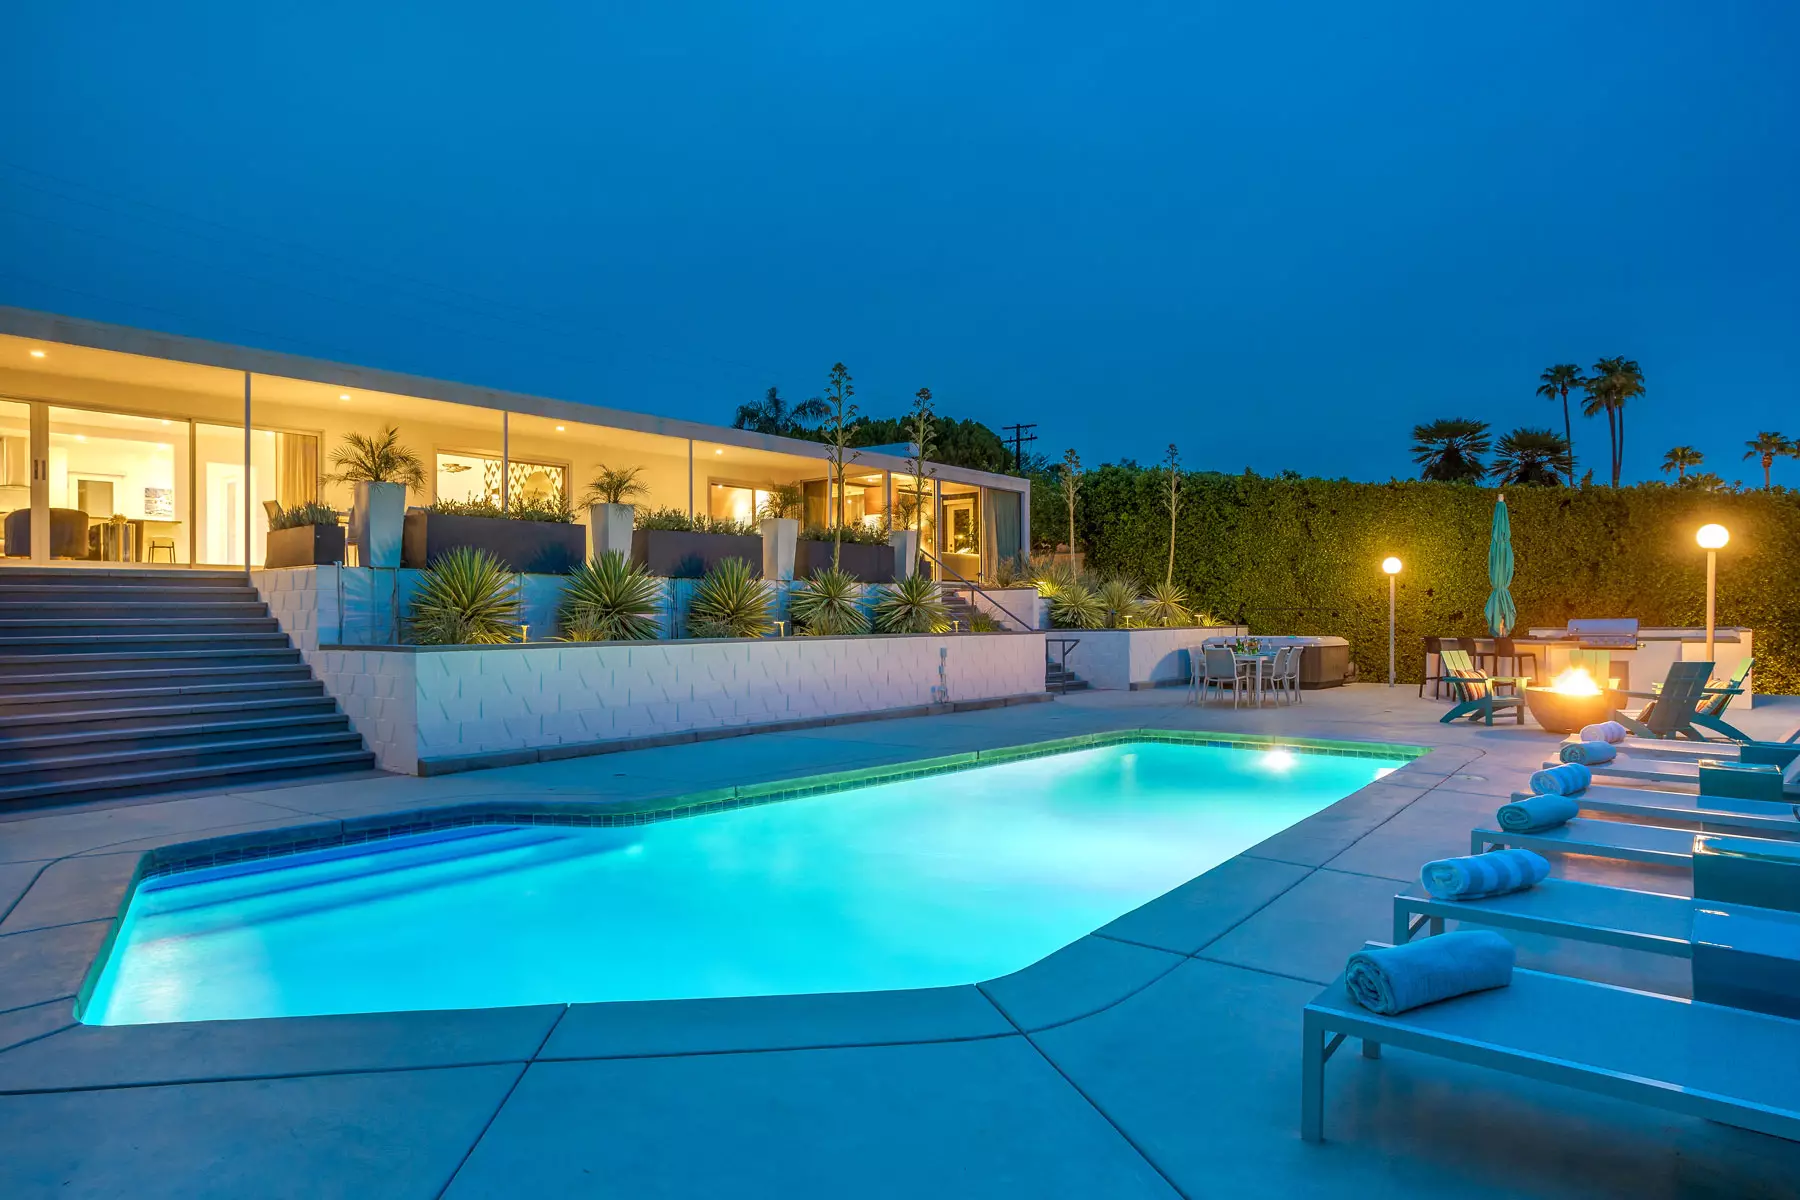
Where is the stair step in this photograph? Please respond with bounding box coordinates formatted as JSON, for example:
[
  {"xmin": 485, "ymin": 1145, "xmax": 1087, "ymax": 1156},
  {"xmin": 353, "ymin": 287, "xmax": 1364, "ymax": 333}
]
[
  {"xmin": 0, "ymin": 585, "xmax": 260, "ymax": 604},
  {"xmin": 0, "ymin": 600, "xmax": 271, "ymax": 618},
  {"xmin": 0, "ymin": 632, "xmax": 290, "ymax": 654},
  {"xmin": 0, "ymin": 617, "xmax": 279, "ymax": 634},
  {"xmin": 0, "ymin": 648, "xmax": 302, "ymax": 675},
  {"xmin": 0, "ymin": 748, "xmax": 378, "ymax": 806},
  {"xmin": 0, "ymin": 711, "xmax": 351, "ymax": 758},
  {"xmin": 0, "ymin": 669, "xmax": 319, "ymax": 705},
  {"xmin": 0, "ymin": 567, "xmax": 247, "ymax": 581},
  {"xmin": 0, "ymin": 729, "xmax": 366, "ymax": 782},
  {"xmin": 0, "ymin": 693, "xmax": 339, "ymax": 735}
]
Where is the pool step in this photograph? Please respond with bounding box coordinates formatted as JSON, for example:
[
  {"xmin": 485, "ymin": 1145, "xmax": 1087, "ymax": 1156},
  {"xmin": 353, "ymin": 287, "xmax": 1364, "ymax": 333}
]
[{"xmin": 0, "ymin": 567, "xmax": 375, "ymax": 808}]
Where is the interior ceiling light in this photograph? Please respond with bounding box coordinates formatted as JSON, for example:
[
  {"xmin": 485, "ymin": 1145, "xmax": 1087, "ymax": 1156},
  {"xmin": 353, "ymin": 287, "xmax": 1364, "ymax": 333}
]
[
  {"xmin": 339, "ymin": 393, "xmax": 351, "ymax": 401},
  {"xmin": 715, "ymin": 448, "xmax": 724, "ymax": 455},
  {"xmin": 29, "ymin": 349, "xmax": 46, "ymax": 358},
  {"xmin": 555, "ymin": 425, "xmax": 565, "ymax": 432}
]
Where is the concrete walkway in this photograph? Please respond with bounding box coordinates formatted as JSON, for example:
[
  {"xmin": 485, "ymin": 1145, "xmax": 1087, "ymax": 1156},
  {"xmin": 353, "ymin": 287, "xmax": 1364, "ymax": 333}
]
[{"xmin": 3, "ymin": 686, "xmax": 1798, "ymax": 1197}]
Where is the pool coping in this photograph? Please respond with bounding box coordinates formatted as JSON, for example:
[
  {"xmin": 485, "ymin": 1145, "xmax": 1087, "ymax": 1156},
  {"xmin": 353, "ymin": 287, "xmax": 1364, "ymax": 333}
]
[{"xmin": 69, "ymin": 728, "xmax": 1429, "ymax": 1025}]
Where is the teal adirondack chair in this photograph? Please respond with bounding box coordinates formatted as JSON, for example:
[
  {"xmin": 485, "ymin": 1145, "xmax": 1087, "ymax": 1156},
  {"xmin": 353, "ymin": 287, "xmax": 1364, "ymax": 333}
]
[
  {"xmin": 1614, "ymin": 660, "xmax": 1752, "ymax": 742},
  {"xmin": 1438, "ymin": 648, "xmax": 1527, "ymax": 726}
]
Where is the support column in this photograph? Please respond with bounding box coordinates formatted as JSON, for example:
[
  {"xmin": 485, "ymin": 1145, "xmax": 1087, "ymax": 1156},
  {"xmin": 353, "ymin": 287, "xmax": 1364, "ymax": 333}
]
[
  {"xmin": 501, "ymin": 412, "xmax": 510, "ymax": 509},
  {"xmin": 242, "ymin": 372, "xmax": 252, "ymax": 576},
  {"xmin": 28, "ymin": 402, "xmax": 48, "ymax": 564},
  {"xmin": 687, "ymin": 438, "xmax": 695, "ymax": 519}
]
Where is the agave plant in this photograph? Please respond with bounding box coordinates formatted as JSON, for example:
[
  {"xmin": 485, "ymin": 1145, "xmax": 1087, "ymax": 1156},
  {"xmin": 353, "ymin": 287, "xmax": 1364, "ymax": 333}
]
[
  {"xmin": 871, "ymin": 574, "xmax": 951, "ymax": 634},
  {"xmin": 1031, "ymin": 558, "xmax": 1079, "ymax": 600},
  {"xmin": 1048, "ymin": 581, "xmax": 1106, "ymax": 630},
  {"xmin": 558, "ymin": 552, "xmax": 661, "ymax": 642},
  {"xmin": 1097, "ymin": 579, "xmax": 1145, "ymax": 628},
  {"xmin": 583, "ymin": 464, "xmax": 649, "ymax": 505},
  {"xmin": 686, "ymin": 557, "xmax": 773, "ymax": 638},
  {"xmin": 1141, "ymin": 581, "xmax": 1193, "ymax": 628},
  {"xmin": 325, "ymin": 426, "xmax": 425, "ymax": 487},
  {"xmin": 407, "ymin": 547, "xmax": 521, "ymax": 645},
  {"xmin": 757, "ymin": 482, "xmax": 804, "ymax": 521},
  {"xmin": 789, "ymin": 566, "xmax": 869, "ymax": 635}
]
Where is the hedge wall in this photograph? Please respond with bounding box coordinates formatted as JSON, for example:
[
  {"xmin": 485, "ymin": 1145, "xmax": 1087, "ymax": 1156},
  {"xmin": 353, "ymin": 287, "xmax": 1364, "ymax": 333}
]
[{"xmin": 1037, "ymin": 468, "xmax": 1800, "ymax": 693}]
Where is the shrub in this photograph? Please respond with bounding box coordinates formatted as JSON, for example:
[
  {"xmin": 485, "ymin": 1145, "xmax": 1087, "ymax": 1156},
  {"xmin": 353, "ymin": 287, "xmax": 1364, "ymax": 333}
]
[
  {"xmin": 871, "ymin": 574, "xmax": 951, "ymax": 634},
  {"xmin": 558, "ymin": 553, "xmax": 660, "ymax": 642},
  {"xmin": 407, "ymin": 547, "xmax": 521, "ymax": 645},
  {"xmin": 425, "ymin": 496, "xmax": 574, "ymax": 523},
  {"xmin": 635, "ymin": 507, "xmax": 756, "ymax": 536},
  {"xmin": 1096, "ymin": 579, "xmax": 1145, "ymax": 628},
  {"xmin": 507, "ymin": 495, "xmax": 575, "ymax": 523},
  {"xmin": 325, "ymin": 426, "xmax": 424, "ymax": 487},
  {"xmin": 968, "ymin": 610, "xmax": 1004, "ymax": 633},
  {"xmin": 985, "ymin": 552, "xmax": 1036, "ymax": 589},
  {"xmin": 800, "ymin": 522, "xmax": 890, "ymax": 546},
  {"xmin": 1049, "ymin": 581, "xmax": 1106, "ymax": 629},
  {"xmin": 268, "ymin": 501, "xmax": 339, "ymax": 530},
  {"xmin": 1141, "ymin": 581, "xmax": 1192, "ymax": 628},
  {"xmin": 789, "ymin": 566, "xmax": 869, "ymax": 635},
  {"xmin": 686, "ymin": 557, "xmax": 773, "ymax": 638}
]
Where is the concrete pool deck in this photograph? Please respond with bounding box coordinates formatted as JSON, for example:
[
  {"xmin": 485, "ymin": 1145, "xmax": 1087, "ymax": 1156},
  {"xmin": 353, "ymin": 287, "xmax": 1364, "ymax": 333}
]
[{"xmin": 3, "ymin": 685, "xmax": 1799, "ymax": 1197}]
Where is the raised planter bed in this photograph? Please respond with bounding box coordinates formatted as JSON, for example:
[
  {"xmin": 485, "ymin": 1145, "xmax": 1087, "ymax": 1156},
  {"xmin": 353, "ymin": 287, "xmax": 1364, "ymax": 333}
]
[
  {"xmin": 402, "ymin": 512, "xmax": 584, "ymax": 574},
  {"xmin": 264, "ymin": 523, "xmax": 346, "ymax": 568},
  {"xmin": 631, "ymin": 528, "xmax": 763, "ymax": 579},
  {"xmin": 793, "ymin": 539, "xmax": 896, "ymax": 583}
]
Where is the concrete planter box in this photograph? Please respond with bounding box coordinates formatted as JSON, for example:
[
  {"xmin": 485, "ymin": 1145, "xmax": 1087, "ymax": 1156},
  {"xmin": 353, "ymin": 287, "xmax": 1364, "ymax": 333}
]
[
  {"xmin": 589, "ymin": 503, "xmax": 635, "ymax": 560},
  {"xmin": 264, "ymin": 523, "xmax": 345, "ymax": 569},
  {"xmin": 760, "ymin": 518, "xmax": 798, "ymax": 581},
  {"xmin": 353, "ymin": 480, "xmax": 405, "ymax": 569},
  {"xmin": 794, "ymin": 539, "xmax": 896, "ymax": 583},
  {"xmin": 631, "ymin": 528, "xmax": 763, "ymax": 579},
  {"xmin": 1075, "ymin": 625, "xmax": 1248, "ymax": 690},
  {"xmin": 888, "ymin": 529, "xmax": 920, "ymax": 580},
  {"xmin": 312, "ymin": 630, "xmax": 1050, "ymax": 774},
  {"xmin": 402, "ymin": 512, "xmax": 584, "ymax": 574}
]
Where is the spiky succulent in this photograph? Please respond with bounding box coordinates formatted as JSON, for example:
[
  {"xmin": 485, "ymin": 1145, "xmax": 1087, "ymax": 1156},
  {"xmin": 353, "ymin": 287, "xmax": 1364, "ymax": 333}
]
[
  {"xmin": 1048, "ymin": 581, "xmax": 1106, "ymax": 630},
  {"xmin": 686, "ymin": 557, "xmax": 773, "ymax": 638},
  {"xmin": 1141, "ymin": 581, "xmax": 1193, "ymax": 628},
  {"xmin": 407, "ymin": 547, "xmax": 521, "ymax": 645},
  {"xmin": 1097, "ymin": 579, "xmax": 1145, "ymax": 628},
  {"xmin": 558, "ymin": 552, "xmax": 661, "ymax": 642},
  {"xmin": 871, "ymin": 574, "xmax": 951, "ymax": 634},
  {"xmin": 789, "ymin": 566, "xmax": 869, "ymax": 636}
]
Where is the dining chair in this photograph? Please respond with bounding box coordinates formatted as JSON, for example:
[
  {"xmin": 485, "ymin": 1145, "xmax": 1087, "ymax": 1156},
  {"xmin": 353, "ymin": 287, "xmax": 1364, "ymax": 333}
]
[
  {"xmin": 1185, "ymin": 644, "xmax": 1208, "ymax": 704},
  {"xmin": 1265, "ymin": 646, "xmax": 1293, "ymax": 705},
  {"xmin": 1202, "ymin": 647, "xmax": 1249, "ymax": 707},
  {"xmin": 1279, "ymin": 644, "xmax": 1303, "ymax": 704}
]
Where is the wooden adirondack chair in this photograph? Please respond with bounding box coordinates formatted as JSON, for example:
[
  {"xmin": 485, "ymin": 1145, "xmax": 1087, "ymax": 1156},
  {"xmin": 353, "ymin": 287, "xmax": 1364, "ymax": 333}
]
[
  {"xmin": 1438, "ymin": 648, "xmax": 1527, "ymax": 726},
  {"xmin": 1614, "ymin": 660, "xmax": 1752, "ymax": 742}
]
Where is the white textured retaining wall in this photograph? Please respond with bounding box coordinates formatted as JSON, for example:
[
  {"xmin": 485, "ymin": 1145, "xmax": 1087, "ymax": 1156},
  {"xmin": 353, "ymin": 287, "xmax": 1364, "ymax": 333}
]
[
  {"xmin": 971, "ymin": 587, "xmax": 1041, "ymax": 631},
  {"xmin": 1073, "ymin": 626, "xmax": 1248, "ymax": 690},
  {"xmin": 316, "ymin": 632, "xmax": 1048, "ymax": 774}
]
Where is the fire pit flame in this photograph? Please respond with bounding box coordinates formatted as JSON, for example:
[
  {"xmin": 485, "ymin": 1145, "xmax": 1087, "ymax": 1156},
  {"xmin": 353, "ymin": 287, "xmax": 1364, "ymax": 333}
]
[{"xmin": 1548, "ymin": 666, "xmax": 1601, "ymax": 697}]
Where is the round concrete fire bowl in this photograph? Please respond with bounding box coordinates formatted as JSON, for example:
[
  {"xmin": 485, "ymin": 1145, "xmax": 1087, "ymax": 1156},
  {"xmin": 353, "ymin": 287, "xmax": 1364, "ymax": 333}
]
[{"xmin": 1523, "ymin": 686, "xmax": 1615, "ymax": 734}]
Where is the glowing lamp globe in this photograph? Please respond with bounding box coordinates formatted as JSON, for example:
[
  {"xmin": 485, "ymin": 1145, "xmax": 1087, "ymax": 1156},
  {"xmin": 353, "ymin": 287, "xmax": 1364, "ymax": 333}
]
[
  {"xmin": 1696, "ymin": 524, "xmax": 1729, "ymax": 550},
  {"xmin": 1381, "ymin": 556, "xmax": 1403, "ymax": 575}
]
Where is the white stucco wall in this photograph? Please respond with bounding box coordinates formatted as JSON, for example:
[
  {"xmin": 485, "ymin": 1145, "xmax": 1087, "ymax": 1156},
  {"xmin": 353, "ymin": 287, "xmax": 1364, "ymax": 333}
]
[{"xmin": 313, "ymin": 632, "xmax": 1046, "ymax": 774}]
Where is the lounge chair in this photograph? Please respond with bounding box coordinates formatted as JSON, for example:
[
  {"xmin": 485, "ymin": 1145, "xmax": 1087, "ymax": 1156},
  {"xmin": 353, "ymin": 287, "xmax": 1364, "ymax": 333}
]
[
  {"xmin": 1555, "ymin": 750, "xmax": 1800, "ymax": 798},
  {"xmin": 1560, "ymin": 734, "xmax": 1800, "ymax": 764},
  {"xmin": 1392, "ymin": 877, "xmax": 1693, "ymax": 958},
  {"xmin": 1615, "ymin": 660, "xmax": 1753, "ymax": 743},
  {"xmin": 1473, "ymin": 819, "xmax": 1800, "ymax": 870},
  {"xmin": 1519, "ymin": 782, "xmax": 1800, "ymax": 838},
  {"xmin": 1437, "ymin": 648, "xmax": 1527, "ymax": 727},
  {"xmin": 1301, "ymin": 944, "xmax": 1800, "ymax": 1143}
]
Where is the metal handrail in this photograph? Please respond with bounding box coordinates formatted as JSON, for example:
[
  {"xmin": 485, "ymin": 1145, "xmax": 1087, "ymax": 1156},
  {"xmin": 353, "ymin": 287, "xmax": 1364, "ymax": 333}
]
[
  {"xmin": 1045, "ymin": 637, "xmax": 1081, "ymax": 694},
  {"xmin": 916, "ymin": 548, "xmax": 1033, "ymax": 630}
]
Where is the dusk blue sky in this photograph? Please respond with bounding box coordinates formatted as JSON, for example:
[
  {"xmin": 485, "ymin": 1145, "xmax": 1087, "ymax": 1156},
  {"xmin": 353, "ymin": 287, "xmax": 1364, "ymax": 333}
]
[{"xmin": 3, "ymin": 3, "xmax": 1796, "ymax": 483}]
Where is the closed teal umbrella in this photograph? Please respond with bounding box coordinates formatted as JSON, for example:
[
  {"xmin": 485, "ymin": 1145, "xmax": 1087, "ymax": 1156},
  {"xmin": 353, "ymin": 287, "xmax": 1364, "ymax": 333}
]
[{"xmin": 1485, "ymin": 492, "xmax": 1517, "ymax": 637}]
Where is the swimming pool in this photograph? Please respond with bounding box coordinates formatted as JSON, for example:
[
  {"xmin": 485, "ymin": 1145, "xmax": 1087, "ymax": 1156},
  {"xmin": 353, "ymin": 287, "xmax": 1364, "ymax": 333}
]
[{"xmin": 82, "ymin": 738, "xmax": 1412, "ymax": 1025}]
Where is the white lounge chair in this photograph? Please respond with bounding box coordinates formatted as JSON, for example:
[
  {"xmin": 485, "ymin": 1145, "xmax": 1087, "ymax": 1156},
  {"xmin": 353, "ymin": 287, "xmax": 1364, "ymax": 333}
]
[
  {"xmin": 1392, "ymin": 878, "xmax": 1694, "ymax": 959},
  {"xmin": 1518, "ymin": 783, "xmax": 1800, "ymax": 839},
  {"xmin": 1302, "ymin": 945, "xmax": 1800, "ymax": 1143}
]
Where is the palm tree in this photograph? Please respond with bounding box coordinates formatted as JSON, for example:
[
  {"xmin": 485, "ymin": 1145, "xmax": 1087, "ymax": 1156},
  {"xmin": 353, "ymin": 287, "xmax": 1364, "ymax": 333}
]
[
  {"xmin": 1582, "ymin": 357, "xmax": 1645, "ymax": 485},
  {"xmin": 732, "ymin": 386, "xmax": 829, "ymax": 436},
  {"xmin": 1660, "ymin": 446, "xmax": 1703, "ymax": 482},
  {"xmin": 1490, "ymin": 428, "xmax": 1573, "ymax": 486},
  {"xmin": 1535, "ymin": 364, "xmax": 1585, "ymax": 483},
  {"xmin": 1411, "ymin": 418, "xmax": 1492, "ymax": 483},
  {"xmin": 1743, "ymin": 431, "xmax": 1795, "ymax": 490}
]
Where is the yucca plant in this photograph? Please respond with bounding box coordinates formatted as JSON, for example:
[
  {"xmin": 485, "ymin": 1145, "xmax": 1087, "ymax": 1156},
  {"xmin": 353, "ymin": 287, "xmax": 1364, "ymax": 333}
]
[
  {"xmin": 325, "ymin": 426, "xmax": 425, "ymax": 487},
  {"xmin": 968, "ymin": 610, "xmax": 1004, "ymax": 633},
  {"xmin": 871, "ymin": 574, "xmax": 951, "ymax": 634},
  {"xmin": 1141, "ymin": 581, "xmax": 1192, "ymax": 628},
  {"xmin": 1031, "ymin": 558, "xmax": 1079, "ymax": 600},
  {"xmin": 407, "ymin": 547, "xmax": 521, "ymax": 645},
  {"xmin": 1097, "ymin": 579, "xmax": 1145, "ymax": 628},
  {"xmin": 686, "ymin": 557, "xmax": 773, "ymax": 638},
  {"xmin": 1048, "ymin": 581, "xmax": 1106, "ymax": 629},
  {"xmin": 267, "ymin": 501, "xmax": 339, "ymax": 530},
  {"xmin": 583, "ymin": 464, "xmax": 648, "ymax": 505},
  {"xmin": 558, "ymin": 552, "xmax": 661, "ymax": 642},
  {"xmin": 789, "ymin": 566, "xmax": 869, "ymax": 635}
]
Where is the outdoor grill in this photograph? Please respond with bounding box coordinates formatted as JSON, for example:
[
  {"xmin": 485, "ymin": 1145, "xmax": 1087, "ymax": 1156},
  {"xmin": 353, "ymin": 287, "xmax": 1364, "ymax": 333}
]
[{"xmin": 1558, "ymin": 618, "xmax": 1641, "ymax": 650}]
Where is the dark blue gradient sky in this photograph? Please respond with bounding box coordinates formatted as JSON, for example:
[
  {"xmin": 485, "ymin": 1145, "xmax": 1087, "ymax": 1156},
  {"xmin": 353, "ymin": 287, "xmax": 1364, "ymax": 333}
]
[{"xmin": 3, "ymin": 3, "xmax": 1795, "ymax": 482}]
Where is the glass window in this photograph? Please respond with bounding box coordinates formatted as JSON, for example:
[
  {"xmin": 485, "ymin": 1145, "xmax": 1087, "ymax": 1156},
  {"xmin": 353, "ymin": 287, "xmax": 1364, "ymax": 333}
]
[
  {"xmin": 0, "ymin": 400, "xmax": 29, "ymax": 561},
  {"xmin": 435, "ymin": 451, "xmax": 567, "ymax": 507},
  {"xmin": 708, "ymin": 483, "xmax": 772, "ymax": 525},
  {"xmin": 50, "ymin": 407, "xmax": 192, "ymax": 564}
]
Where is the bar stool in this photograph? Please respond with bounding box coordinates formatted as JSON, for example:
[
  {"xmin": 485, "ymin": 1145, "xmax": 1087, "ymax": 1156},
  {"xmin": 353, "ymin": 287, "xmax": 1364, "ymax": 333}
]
[
  {"xmin": 1420, "ymin": 636, "xmax": 1448, "ymax": 699},
  {"xmin": 1491, "ymin": 636, "xmax": 1538, "ymax": 685},
  {"xmin": 147, "ymin": 537, "xmax": 177, "ymax": 563}
]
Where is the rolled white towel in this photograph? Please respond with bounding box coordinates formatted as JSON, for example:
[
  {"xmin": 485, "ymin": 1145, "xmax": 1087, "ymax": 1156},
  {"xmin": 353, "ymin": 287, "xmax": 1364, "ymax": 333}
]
[{"xmin": 1579, "ymin": 721, "xmax": 1627, "ymax": 744}]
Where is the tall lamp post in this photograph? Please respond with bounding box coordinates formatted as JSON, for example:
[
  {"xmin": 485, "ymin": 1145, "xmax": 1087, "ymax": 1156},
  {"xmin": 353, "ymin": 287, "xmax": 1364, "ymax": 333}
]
[
  {"xmin": 1381, "ymin": 557, "xmax": 1402, "ymax": 686},
  {"xmin": 1696, "ymin": 524, "xmax": 1729, "ymax": 660}
]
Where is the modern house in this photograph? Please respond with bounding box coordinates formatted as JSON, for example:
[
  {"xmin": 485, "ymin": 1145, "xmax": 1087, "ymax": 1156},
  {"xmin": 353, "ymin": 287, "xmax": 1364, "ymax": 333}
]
[{"xmin": 0, "ymin": 307, "xmax": 1030, "ymax": 579}]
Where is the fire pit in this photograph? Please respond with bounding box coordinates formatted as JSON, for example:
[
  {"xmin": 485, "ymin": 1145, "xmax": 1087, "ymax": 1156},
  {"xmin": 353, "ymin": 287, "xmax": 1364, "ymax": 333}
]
[{"xmin": 1523, "ymin": 666, "xmax": 1614, "ymax": 733}]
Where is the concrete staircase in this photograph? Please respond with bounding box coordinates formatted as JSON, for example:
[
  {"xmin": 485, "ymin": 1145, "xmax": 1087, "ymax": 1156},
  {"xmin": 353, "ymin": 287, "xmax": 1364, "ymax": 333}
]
[{"xmin": 0, "ymin": 568, "xmax": 375, "ymax": 808}]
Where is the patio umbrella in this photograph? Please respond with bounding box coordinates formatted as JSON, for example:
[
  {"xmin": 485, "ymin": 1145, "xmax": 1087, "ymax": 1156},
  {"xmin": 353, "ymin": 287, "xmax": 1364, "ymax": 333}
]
[{"xmin": 1485, "ymin": 492, "xmax": 1517, "ymax": 637}]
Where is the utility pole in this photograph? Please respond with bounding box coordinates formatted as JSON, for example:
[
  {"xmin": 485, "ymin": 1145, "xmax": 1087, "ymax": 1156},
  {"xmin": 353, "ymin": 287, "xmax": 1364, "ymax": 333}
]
[{"xmin": 1002, "ymin": 422, "xmax": 1038, "ymax": 473}]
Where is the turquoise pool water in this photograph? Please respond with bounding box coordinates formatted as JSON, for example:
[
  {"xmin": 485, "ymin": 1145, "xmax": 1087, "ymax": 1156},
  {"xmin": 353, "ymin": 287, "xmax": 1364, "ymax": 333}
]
[{"xmin": 82, "ymin": 740, "xmax": 1407, "ymax": 1024}]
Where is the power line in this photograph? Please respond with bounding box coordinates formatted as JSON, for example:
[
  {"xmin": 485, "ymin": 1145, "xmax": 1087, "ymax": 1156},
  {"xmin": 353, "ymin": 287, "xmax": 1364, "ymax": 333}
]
[{"xmin": 1002, "ymin": 422, "xmax": 1038, "ymax": 471}]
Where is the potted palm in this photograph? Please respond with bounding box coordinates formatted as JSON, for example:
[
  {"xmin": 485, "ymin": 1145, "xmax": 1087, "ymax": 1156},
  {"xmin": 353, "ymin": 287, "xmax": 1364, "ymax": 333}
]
[
  {"xmin": 758, "ymin": 483, "xmax": 802, "ymax": 581},
  {"xmin": 326, "ymin": 426, "xmax": 423, "ymax": 569},
  {"xmin": 584, "ymin": 464, "xmax": 647, "ymax": 561},
  {"xmin": 264, "ymin": 501, "xmax": 346, "ymax": 568}
]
